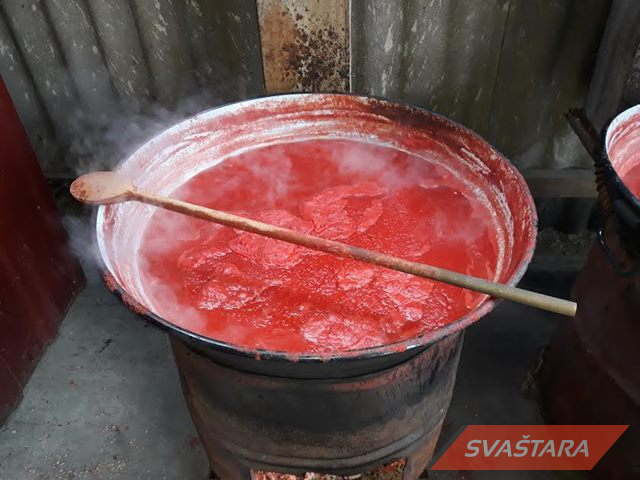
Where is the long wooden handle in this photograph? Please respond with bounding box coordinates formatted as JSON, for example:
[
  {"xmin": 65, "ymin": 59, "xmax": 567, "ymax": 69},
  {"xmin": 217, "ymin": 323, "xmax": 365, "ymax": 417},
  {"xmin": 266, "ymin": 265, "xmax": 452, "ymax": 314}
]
[{"xmin": 130, "ymin": 188, "xmax": 577, "ymax": 317}]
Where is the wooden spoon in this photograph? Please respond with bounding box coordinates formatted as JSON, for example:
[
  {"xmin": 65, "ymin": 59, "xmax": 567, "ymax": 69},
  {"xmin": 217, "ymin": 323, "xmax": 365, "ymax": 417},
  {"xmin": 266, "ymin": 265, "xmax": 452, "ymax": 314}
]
[{"xmin": 71, "ymin": 171, "xmax": 577, "ymax": 317}]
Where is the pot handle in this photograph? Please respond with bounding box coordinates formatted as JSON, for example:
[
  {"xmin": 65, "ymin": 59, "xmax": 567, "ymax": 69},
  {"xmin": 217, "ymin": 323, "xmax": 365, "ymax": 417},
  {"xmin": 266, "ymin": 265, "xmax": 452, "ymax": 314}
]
[{"xmin": 597, "ymin": 227, "xmax": 640, "ymax": 277}]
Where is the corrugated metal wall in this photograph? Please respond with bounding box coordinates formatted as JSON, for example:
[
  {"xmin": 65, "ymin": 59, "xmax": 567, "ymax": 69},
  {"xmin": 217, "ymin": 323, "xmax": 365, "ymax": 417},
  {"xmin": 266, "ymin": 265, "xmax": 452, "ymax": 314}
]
[
  {"xmin": 1, "ymin": 0, "xmax": 609, "ymax": 180},
  {"xmin": 0, "ymin": 0, "xmax": 264, "ymax": 177},
  {"xmin": 585, "ymin": 0, "xmax": 640, "ymax": 130},
  {"xmin": 351, "ymin": 0, "xmax": 610, "ymax": 171}
]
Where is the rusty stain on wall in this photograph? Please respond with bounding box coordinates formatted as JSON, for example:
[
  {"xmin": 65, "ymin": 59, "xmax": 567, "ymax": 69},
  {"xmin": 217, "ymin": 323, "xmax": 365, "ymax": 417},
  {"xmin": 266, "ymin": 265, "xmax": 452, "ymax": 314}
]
[{"xmin": 257, "ymin": 0, "xmax": 349, "ymax": 93}]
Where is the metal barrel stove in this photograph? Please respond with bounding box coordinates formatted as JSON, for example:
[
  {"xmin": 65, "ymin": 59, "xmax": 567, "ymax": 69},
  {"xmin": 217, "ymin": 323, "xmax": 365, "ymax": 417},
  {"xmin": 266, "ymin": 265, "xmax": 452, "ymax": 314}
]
[
  {"xmin": 96, "ymin": 94, "xmax": 536, "ymax": 479},
  {"xmin": 171, "ymin": 333, "xmax": 462, "ymax": 478}
]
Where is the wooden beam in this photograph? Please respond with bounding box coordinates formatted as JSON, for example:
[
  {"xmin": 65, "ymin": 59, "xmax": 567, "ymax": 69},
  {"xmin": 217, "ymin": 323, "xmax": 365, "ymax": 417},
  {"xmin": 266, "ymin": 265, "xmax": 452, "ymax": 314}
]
[
  {"xmin": 523, "ymin": 168, "xmax": 597, "ymax": 198},
  {"xmin": 256, "ymin": 0, "xmax": 349, "ymax": 93}
]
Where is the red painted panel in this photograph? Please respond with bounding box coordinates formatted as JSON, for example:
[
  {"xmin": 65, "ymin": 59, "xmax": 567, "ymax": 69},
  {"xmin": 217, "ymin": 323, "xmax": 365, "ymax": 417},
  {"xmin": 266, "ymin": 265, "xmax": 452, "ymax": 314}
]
[{"xmin": 0, "ymin": 77, "xmax": 84, "ymax": 422}]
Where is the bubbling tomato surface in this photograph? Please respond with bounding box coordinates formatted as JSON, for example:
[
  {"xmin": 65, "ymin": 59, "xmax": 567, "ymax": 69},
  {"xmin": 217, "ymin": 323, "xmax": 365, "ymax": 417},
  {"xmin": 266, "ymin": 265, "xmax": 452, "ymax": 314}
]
[{"xmin": 139, "ymin": 139, "xmax": 500, "ymax": 353}]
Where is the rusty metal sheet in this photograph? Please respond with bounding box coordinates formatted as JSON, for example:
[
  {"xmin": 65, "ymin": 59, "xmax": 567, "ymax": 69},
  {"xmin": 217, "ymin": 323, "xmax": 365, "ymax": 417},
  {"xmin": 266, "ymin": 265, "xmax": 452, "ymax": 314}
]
[{"xmin": 257, "ymin": 0, "xmax": 349, "ymax": 93}]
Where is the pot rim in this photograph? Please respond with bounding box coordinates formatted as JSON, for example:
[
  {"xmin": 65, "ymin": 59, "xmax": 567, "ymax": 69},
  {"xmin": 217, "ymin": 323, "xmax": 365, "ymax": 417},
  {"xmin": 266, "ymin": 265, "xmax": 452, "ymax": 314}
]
[
  {"xmin": 96, "ymin": 92, "xmax": 537, "ymax": 363},
  {"xmin": 604, "ymin": 103, "xmax": 640, "ymax": 208}
]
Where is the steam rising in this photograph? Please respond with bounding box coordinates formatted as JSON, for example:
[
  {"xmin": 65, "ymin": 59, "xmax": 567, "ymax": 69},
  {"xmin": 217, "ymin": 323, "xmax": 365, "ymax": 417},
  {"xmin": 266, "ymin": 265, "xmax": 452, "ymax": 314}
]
[
  {"xmin": 64, "ymin": 90, "xmax": 228, "ymax": 280},
  {"xmin": 70, "ymin": 90, "xmax": 227, "ymax": 175}
]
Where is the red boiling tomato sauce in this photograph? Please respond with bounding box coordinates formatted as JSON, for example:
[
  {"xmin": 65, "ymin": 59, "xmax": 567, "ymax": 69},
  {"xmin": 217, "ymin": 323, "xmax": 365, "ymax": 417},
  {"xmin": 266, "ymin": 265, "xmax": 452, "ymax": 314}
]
[
  {"xmin": 624, "ymin": 163, "xmax": 640, "ymax": 198},
  {"xmin": 139, "ymin": 139, "xmax": 499, "ymax": 353}
]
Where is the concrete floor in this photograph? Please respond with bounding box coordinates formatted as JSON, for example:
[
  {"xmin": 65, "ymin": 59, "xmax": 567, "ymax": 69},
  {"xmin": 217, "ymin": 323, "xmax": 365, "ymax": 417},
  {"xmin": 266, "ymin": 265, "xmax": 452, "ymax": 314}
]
[{"xmin": 0, "ymin": 244, "xmax": 588, "ymax": 480}]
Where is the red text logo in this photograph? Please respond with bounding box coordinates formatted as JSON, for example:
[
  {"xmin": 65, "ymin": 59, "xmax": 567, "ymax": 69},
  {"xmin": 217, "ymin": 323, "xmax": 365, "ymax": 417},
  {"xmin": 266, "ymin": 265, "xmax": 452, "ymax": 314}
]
[{"xmin": 430, "ymin": 425, "xmax": 628, "ymax": 470}]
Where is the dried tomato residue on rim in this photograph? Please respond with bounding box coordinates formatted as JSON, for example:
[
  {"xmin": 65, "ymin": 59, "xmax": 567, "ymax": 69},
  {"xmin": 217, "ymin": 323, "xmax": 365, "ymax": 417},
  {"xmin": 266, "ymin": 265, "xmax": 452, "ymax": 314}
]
[{"xmin": 138, "ymin": 139, "xmax": 501, "ymax": 354}]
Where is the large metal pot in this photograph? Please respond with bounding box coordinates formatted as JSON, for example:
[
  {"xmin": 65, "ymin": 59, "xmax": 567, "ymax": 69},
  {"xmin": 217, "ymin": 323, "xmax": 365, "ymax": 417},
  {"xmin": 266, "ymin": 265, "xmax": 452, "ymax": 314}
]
[
  {"xmin": 96, "ymin": 94, "xmax": 536, "ymax": 478},
  {"xmin": 541, "ymin": 104, "xmax": 640, "ymax": 479},
  {"xmin": 597, "ymin": 104, "xmax": 640, "ymax": 252}
]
